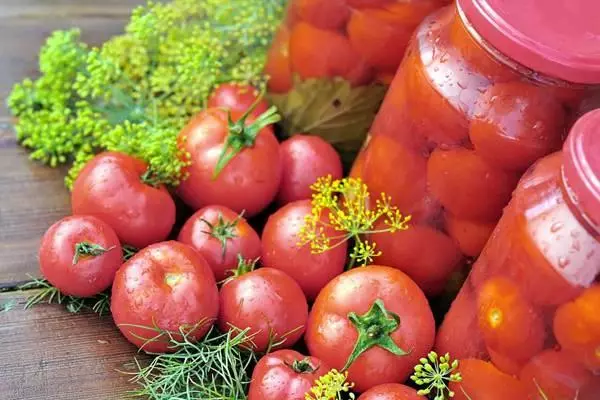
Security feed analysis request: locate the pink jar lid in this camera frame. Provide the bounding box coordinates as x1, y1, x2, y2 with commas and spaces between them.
563, 109, 600, 230
457, 0, 600, 84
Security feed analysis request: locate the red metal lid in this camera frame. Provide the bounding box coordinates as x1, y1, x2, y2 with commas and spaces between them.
562, 109, 600, 230
457, 0, 600, 84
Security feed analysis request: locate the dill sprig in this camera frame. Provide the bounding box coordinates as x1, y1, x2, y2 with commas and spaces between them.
410, 352, 462, 400
305, 369, 356, 400
298, 176, 411, 268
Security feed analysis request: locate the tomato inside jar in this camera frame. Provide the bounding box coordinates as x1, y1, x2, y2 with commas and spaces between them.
437, 109, 600, 398
353, 0, 600, 294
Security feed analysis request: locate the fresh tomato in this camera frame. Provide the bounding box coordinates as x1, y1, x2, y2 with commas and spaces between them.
449, 359, 529, 400
261, 200, 347, 301
346, 0, 394, 8
218, 266, 308, 352
520, 349, 593, 400
176, 102, 282, 217
110, 241, 219, 353
305, 265, 435, 393
207, 83, 270, 117
177, 205, 261, 283
39, 215, 122, 297
265, 26, 293, 94
277, 135, 343, 205
248, 349, 330, 400
444, 213, 496, 258
553, 285, 600, 373
357, 383, 424, 399
71, 152, 176, 249
296, 0, 350, 30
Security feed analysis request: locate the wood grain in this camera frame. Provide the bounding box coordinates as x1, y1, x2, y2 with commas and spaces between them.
0, 290, 143, 400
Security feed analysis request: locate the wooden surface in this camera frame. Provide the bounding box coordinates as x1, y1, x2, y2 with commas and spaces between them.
0, 2, 149, 399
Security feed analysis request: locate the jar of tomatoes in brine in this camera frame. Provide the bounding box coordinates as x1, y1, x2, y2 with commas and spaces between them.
265, 0, 452, 166
434, 109, 600, 400
351, 0, 600, 295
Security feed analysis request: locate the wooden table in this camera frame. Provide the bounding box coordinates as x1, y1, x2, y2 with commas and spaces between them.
0, 2, 151, 399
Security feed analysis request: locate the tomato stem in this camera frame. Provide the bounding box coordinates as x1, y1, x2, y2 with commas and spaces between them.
140, 168, 161, 187
287, 358, 318, 374
200, 211, 244, 261
342, 299, 410, 372
72, 242, 115, 265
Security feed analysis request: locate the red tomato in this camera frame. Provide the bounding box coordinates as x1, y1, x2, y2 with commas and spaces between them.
111, 241, 219, 353
358, 383, 425, 399
265, 26, 293, 94
71, 152, 176, 249
449, 359, 529, 400
248, 349, 330, 400
219, 267, 308, 352
427, 148, 519, 221
520, 349, 593, 400
470, 82, 565, 172
445, 213, 496, 257
488, 347, 526, 376
553, 285, 600, 373
289, 22, 372, 85
176, 106, 282, 217
372, 224, 463, 296
207, 83, 270, 117
346, 0, 394, 8
277, 135, 343, 205
39, 215, 122, 297
296, 0, 350, 30
261, 200, 347, 301
177, 205, 261, 282
305, 265, 436, 393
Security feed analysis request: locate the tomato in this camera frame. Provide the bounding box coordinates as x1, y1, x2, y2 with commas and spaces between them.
427, 148, 519, 221
469, 82, 565, 172
372, 224, 462, 296
39, 215, 122, 297
111, 241, 219, 353
207, 83, 270, 117
261, 200, 347, 301
520, 349, 593, 400
305, 265, 435, 393
477, 277, 546, 363
289, 22, 372, 85
357, 383, 424, 400
346, 0, 394, 8
553, 285, 600, 373
277, 135, 343, 205
219, 267, 308, 352
488, 347, 526, 376
449, 359, 529, 400
444, 213, 496, 257
296, 0, 350, 30
265, 26, 293, 94
177, 205, 261, 282
248, 349, 330, 400
176, 105, 282, 217
71, 152, 176, 249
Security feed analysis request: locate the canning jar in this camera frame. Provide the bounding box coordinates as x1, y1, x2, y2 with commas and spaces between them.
434, 109, 600, 399
265, 0, 452, 166
352, 0, 600, 294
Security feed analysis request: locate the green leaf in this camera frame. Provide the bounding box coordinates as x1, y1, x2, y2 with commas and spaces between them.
268, 76, 387, 169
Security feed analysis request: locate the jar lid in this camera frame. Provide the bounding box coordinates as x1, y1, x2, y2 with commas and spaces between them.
563, 109, 600, 230
457, 0, 600, 84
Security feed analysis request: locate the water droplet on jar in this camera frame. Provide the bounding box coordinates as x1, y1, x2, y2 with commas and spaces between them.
550, 222, 564, 233
558, 257, 570, 269
572, 240, 581, 252
571, 230, 580, 238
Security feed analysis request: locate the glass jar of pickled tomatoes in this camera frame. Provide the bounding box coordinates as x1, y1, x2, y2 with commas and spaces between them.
352, 0, 600, 295
434, 109, 600, 400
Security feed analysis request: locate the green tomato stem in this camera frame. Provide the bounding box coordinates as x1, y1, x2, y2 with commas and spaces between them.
288, 358, 318, 374
72, 242, 115, 265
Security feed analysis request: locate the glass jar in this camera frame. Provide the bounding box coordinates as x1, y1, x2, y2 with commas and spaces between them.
352, 0, 600, 295
265, 0, 452, 166
435, 109, 600, 399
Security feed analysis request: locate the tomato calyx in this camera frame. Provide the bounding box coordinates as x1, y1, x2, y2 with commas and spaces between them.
222, 255, 259, 285
200, 212, 244, 261
342, 299, 411, 371
286, 358, 319, 374
72, 242, 115, 265
212, 94, 281, 179
140, 168, 162, 187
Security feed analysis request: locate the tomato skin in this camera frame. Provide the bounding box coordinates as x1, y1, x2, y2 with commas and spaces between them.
39, 215, 122, 297
277, 135, 343, 205
296, 0, 350, 30
176, 108, 282, 217
177, 205, 261, 282
71, 152, 176, 249
261, 200, 346, 301
346, 0, 394, 8
265, 26, 293, 94
110, 241, 219, 353
449, 359, 529, 400
248, 350, 330, 400
207, 83, 270, 117
444, 213, 496, 258
357, 383, 424, 399
218, 268, 308, 352
305, 265, 435, 393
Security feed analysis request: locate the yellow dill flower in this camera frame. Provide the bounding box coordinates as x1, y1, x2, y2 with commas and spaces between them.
305, 369, 356, 400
